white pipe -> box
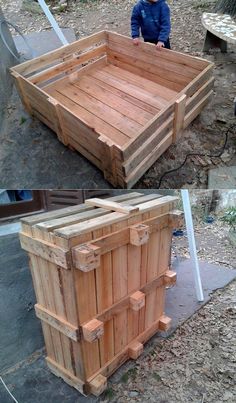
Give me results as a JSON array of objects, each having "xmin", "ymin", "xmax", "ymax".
[
  {"xmin": 37, "ymin": 0, "xmax": 69, "ymax": 46},
  {"xmin": 181, "ymin": 190, "xmax": 204, "ymax": 302}
]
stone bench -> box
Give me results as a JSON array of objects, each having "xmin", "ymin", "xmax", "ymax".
[{"xmin": 202, "ymin": 12, "xmax": 236, "ymax": 52}]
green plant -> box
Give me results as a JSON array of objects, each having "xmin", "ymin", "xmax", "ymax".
[
  {"xmin": 103, "ymin": 387, "xmax": 115, "ymax": 400},
  {"xmin": 221, "ymin": 207, "xmax": 236, "ymax": 231},
  {"xmin": 20, "ymin": 116, "xmax": 27, "ymax": 125}
]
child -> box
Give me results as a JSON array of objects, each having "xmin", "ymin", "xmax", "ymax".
[{"xmin": 131, "ymin": 0, "xmax": 171, "ymax": 49}]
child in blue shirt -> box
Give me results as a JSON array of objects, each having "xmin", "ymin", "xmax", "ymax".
[{"xmin": 131, "ymin": 0, "xmax": 171, "ymax": 49}]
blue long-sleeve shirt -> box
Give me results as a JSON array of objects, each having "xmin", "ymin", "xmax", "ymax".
[{"xmin": 131, "ymin": 0, "xmax": 171, "ymax": 43}]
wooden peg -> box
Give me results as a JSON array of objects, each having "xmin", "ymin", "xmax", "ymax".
[
  {"xmin": 130, "ymin": 224, "xmax": 149, "ymax": 246},
  {"xmin": 159, "ymin": 315, "xmax": 171, "ymax": 331},
  {"xmin": 164, "ymin": 270, "xmax": 177, "ymax": 286},
  {"xmin": 82, "ymin": 319, "xmax": 104, "ymax": 342},
  {"xmin": 130, "ymin": 291, "xmax": 145, "ymax": 311},
  {"xmin": 89, "ymin": 374, "xmax": 107, "ymax": 396},
  {"xmin": 128, "ymin": 341, "xmax": 144, "ymax": 359},
  {"xmin": 72, "ymin": 243, "xmax": 101, "ymax": 272}
]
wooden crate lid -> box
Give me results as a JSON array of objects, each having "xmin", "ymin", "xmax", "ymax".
[{"xmin": 21, "ymin": 192, "xmax": 178, "ymax": 240}]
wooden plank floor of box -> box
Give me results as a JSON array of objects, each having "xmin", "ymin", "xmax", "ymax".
[
  {"xmin": 20, "ymin": 192, "xmax": 183, "ymax": 396},
  {"xmin": 11, "ymin": 31, "xmax": 214, "ymax": 188}
]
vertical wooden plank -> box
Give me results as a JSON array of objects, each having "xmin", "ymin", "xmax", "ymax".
[
  {"xmin": 173, "ymin": 94, "xmax": 187, "ymax": 143},
  {"xmin": 158, "ymin": 227, "xmax": 173, "ymax": 276},
  {"xmin": 127, "ymin": 239, "xmax": 141, "ymax": 343},
  {"xmin": 145, "ymin": 230, "xmax": 161, "ymax": 329},
  {"xmin": 73, "ymin": 232, "xmax": 100, "ymax": 379}
]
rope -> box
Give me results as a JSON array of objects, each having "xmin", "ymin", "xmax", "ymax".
[{"xmin": 0, "ymin": 376, "xmax": 19, "ymax": 403}]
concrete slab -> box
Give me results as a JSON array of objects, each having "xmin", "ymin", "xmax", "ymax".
[
  {"xmin": 166, "ymin": 258, "xmax": 236, "ymax": 333},
  {"xmin": 0, "ymin": 222, "xmax": 21, "ymax": 237},
  {"xmin": 208, "ymin": 166, "xmax": 236, "ymax": 188},
  {"xmin": 0, "ymin": 257, "xmax": 235, "ymax": 402},
  {"xmin": 13, "ymin": 28, "xmax": 76, "ymax": 60}
]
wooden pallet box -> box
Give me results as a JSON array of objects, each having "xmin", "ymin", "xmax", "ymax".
[
  {"xmin": 20, "ymin": 192, "xmax": 182, "ymax": 396},
  {"xmin": 19, "ymin": 192, "xmax": 182, "ymax": 396},
  {"xmin": 11, "ymin": 31, "xmax": 214, "ymax": 188}
]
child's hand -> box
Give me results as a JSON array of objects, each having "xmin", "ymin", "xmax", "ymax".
[
  {"xmin": 133, "ymin": 38, "xmax": 140, "ymax": 46},
  {"xmin": 156, "ymin": 41, "xmax": 165, "ymax": 50}
]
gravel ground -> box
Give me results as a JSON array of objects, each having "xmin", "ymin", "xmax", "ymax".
[
  {"xmin": 100, "ymin": 215, "xmax": 236, "ymax": 403},
  {"xmin": 104, "ymin": 279, "xmax": 236, "ymax": 403},
  {"xmin": 0, "ymin": 0, "xmax": 236, "ymax": 188}
]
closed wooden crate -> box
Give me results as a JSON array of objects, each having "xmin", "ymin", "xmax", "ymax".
[
  {"xmin": 20, "ymin": 192, "xmax": 182, "ymax": 396},
  {"xmin": 11, "ymin": 31, "xmax": 214, "ymax": 188}
]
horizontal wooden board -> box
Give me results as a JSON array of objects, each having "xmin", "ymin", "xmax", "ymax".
[
  {"xmin": 107, "ymin": 31, "xmax": 209, "ymax": 71},
  {"xmin": 12, "ymin": 31, "xmax": 107, "ymax": 76},
  {"xmin": 183, "ymin": 90, "xmax": 213, "ymax": 128}
]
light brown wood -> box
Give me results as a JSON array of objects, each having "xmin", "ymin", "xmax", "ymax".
[
  {"xmin": 11, "ymin": 31, "xmax": 213, "ymax": 188},
  {"xmin": 72, "ymin": 244, "xmax": 101, "ymax": 272},
  {"xmin": 20, "ymin": 193, "xmax": 179, "ymax": 395},
  {"xmin": 130, "ymin": 224, "xmax": 150, "ymax": 246},
  {"xmin": 128, "ymin": 341, "xmax": 144, "ymax": 359},
  {"xmin": 173, "ymin": 94, "xmax": 187, "ymax": 143},
  {"xmin": 89, "ymin": 374, "xmax": 107, "ymax": 396},
  {"xmin": 35, "ymin": 304, "xmax": 80, "ymax": 341},
  {"xmin": 130, "ymin": 291, "xmax": 145, "ymax": 311},
  {"xmin": 159, "ymin": 315, "xmax": 171, "ymax": 331},
  {"xmin": 82, "ymin": 319, "xmax": 104, "ymax": 342},
  {"xmin": 85, "ymin": 198, "xmax": 139, "ymax": 214}
]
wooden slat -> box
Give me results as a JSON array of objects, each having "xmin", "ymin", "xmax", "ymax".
[
  {"xmin": 47, "ymin": 86, "xmax": 132, "ymax": 146},
  {"xmin": 183, "ymin": 90, "xmax": 213, "ymax": 128},
  {"xmin": 186, "ymin": 77, "xmax": 215, "ymax": 114},
  {"xmin": 29, "ymin": 44, "xmax": 107, "ymax": 85},
  {"xmin": 59, "ymin": 82, "xmax": 142, "ymax": 136},
  {"xmin": 74, "ymin": 75, "xmax": 152, "ymax": 125},
  {"xmin": 122, "ymin": 102, "xmax": 174, "ymax": 159},
  {"xmin": 12, "ymin": 31, "xmax": 107, "ymax": 76},
  {"xmin": 103, "ymin": 64, "xmax": 177, "ymax": 101},
  {"xmin": 36, "ymin": 193, "xmax": 143, "ymax": 232},
  {"xmin": 19, "ymin": 232, "xmax": 71, "ymax": 269},
  {"xmin": 35, "ymin": 304, "xmax": 80, "ymax": 342},
  {"xmin": 86, "ymin": 73, "xmax": 159, "ymax": 115},
  {"xmin": 183, "ymin": 64, "xmax": 214, "ymax": 97},
  {"xmin": 125, "ymin": 132, "xmax": 173, "ymax": 189},
  {"xmin": 107, "ymin": 31, "xmax": 209, "ymax": 71},
  {"xmin": 173, "ymin": 94, "xmax": 187, "ymax": 143},
  {"xmin": 107, "ymin": 50, "xmax": 188, "ymax": 92},
  {"xmin": 54, "ymin": 196, "xmax": 178, "ymax": 240},
  {"xmin": 108, "ymin": 41, "xmax": 198, "ymax": 81},
  {"xmin": 46, "ymin": 357, "xmax": 85, "ymax": 395},
  {"xmin": 85, "ymin": 198, "xmax": 139, "ymax": 214},
  {"xmin": 123, "ymin": 116, "xmax": 173, "ymax": 176},
  {"xmin": 91, "ymin": 68, "xmax": 165, "ymax": 110}
]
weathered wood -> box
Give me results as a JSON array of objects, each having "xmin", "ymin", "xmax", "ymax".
[
  {"xmin": 11, "ymin": 31, "xmax": 213, "ymax": 188},
  {"xmin": 20, "ymin": 172, "xmax": 180, "ymax": 395},
  {"xmin": 35, "ymin": 304, "xmax": 80, "ymax": 341},
  {"xmin": 19, "ymin": 232, "xmax": 71, "ymax": 269}
]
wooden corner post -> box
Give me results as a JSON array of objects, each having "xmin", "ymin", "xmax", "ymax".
[{"xmin": 173, "ymin": 94, "xmax": 187, "ymax": 143}]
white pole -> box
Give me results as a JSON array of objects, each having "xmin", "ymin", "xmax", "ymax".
[
  {"xmin": 37, "ymin": 0, "xmax": 69, "ymax": 46},
  {"xmin": 181, "ymin": 189, "xmax": 204, "ymax": 302}
]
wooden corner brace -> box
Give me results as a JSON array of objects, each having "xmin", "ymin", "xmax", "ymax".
[
  {"xmin": 88, "ymin": 374, "xmax": 107, "ymax": 396},
  {"xmin": 130, "ymin": 224, "xmax": 150, "ymax": 246},
  {"xmin": 82, "ymin": 319, "xmax": 104, "ymax": 342},
  {"xmin": 164, "ymin": 270, "xmax": 177, "ymax": 286},
  {"xmin": 130, "ymin": 291, "xmax": 145, "ymax": 311},
  {"xmin": 159, "ymin": 315, "xmax": 171, "ymax": 331},
  {"xmin": 72, "ymin": 244, "xmax": 101, "ymax": 271},
  {"xmin": 128, "ymin": 341, "xmax": 144, "ymax": 359}
]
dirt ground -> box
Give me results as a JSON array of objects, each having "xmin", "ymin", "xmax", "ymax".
[
  {"xmin": 1, "ymin": 0, "xmax": 236, "ymax": 188},
  {"xmin": 101, "ymin": 214, "xmax": 236, "ymax": 403}
]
